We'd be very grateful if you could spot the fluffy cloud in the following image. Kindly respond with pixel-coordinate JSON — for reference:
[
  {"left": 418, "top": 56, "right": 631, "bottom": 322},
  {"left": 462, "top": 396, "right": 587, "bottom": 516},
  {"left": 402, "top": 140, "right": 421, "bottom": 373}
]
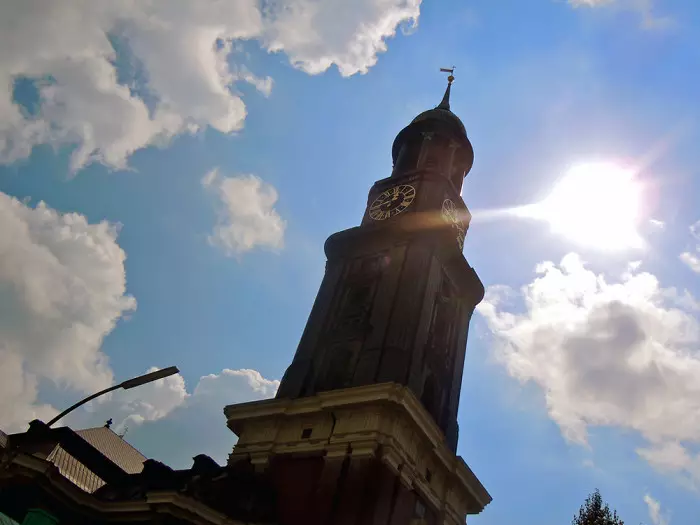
[
  {"left": 83, "top": 368, "right": 279, "bottom": 467},
  {"left": 0, "top": 192, "right": 135, "bottom": 432},
  {"left": 643, "top": 493, "right": 670, "bottom": 525},
  {"left": 478, "top": 254, "right": 700, "bottom": 483},
  {"left": 89, "top": 367, "right": 278, "bottom": 428},
  {"left": 680, "top": 220, "right": 700, "bottom": 273},
  {"left": 93, "top": 368, "right": 191, "bottom": 431},
  {"left": 202, "top": 169, "right": 286, "bottom": 257},
  {"left": 263, "top": 0, "right": 420, "bottom": 76},
  {"left": 193, "top": 368, "right": 280, "bottom": 401},
  {"left": 0, "top": 0, "right": 421, "bottom": 171},
  {"left": 155, "top": 368, "right": 279, "bottom": 467}
]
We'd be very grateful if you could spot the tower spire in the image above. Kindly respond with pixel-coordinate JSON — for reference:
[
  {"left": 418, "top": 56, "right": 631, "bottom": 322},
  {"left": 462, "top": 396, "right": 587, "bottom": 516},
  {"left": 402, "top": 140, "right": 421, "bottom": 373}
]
[{"left": 438, "top": 66, "right": 455, "bottom": 110}]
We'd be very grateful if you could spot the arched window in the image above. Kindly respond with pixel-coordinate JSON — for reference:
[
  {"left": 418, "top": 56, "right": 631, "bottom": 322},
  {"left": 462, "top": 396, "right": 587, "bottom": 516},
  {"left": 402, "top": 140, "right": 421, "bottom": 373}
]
[
  {"left": 393, "top": 138, "right": 421, "bottom": 174},
  {"left": 449, "top": 147, "right": 468, "bottom": 188}
]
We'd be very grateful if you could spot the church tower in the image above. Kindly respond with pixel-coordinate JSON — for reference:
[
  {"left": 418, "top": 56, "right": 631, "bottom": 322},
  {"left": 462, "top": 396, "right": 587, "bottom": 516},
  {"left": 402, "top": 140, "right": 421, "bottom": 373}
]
[{"left": 224, "top": 73, "right": 491, "bottom": 525}]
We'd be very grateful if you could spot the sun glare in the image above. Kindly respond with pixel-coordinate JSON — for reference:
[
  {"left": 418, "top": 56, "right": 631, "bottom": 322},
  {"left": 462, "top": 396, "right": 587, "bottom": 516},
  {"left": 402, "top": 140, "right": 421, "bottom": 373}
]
[{"left": 530, "top": 162, "right": 643, "bottom": 251}]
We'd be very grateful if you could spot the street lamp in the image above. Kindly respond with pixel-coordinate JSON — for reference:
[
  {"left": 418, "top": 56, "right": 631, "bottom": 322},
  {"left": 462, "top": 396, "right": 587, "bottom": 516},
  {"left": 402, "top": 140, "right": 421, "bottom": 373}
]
[
  {"left": 1, "top": 367, "right": 180, "bottom": 474},
  {"left": 0, "top": 367, "right": 180, "bottom": 524},
  {"left": 45, "top": 366, "right": 180, "bottom": 428}
]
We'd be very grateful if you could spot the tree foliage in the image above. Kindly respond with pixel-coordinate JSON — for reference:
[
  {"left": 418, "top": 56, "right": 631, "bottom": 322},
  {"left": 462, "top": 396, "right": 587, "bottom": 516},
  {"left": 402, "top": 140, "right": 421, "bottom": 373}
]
[{"left": 572, "top": 489, "right": 624, "bottom": 525}]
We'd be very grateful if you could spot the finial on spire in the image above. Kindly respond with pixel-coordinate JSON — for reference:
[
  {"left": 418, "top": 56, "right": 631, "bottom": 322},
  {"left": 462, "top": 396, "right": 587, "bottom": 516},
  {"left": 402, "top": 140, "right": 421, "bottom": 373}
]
[{"left": 438, "top": 67, "right": 455, "bottom": 110}]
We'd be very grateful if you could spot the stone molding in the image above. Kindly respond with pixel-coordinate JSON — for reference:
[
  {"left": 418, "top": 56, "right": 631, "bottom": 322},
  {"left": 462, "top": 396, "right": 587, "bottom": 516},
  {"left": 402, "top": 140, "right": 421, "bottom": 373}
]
[{"left": 224, "top": 382, "right": 491, "bottom": 521}]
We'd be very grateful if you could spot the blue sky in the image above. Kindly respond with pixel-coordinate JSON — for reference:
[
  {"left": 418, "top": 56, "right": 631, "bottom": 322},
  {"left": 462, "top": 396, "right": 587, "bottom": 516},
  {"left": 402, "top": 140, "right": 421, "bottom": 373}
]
[{"left": 2, "top": 1, "right": 700, "bottom": 524}]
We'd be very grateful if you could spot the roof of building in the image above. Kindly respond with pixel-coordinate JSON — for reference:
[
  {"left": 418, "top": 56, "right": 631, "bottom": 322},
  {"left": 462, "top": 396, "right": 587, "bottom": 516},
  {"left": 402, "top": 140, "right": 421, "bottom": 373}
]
[
  {"left": 45, "top": 426, "right": 146, "bottom": 493},
  {"left": 76, "top": 427, "right": 146, "bottom": 474},
  {"left": 411, "top": 107, "right": 466, "bottom": 136},
  {"left": 410, "top": 77, "right": 467, "bottom": 136},
  {"left": 46, "top": 444, "right": 106, "bottom": 493}
]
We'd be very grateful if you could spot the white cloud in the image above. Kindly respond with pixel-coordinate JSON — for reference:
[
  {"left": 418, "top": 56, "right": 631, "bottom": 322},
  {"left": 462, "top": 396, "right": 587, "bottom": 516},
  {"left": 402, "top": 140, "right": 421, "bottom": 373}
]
[
  {"left": 193, "top": 368, "right": 280, "bottom": 401},
  {"left": 157, "top": 368, "right": 279, "bottom": 467},
  {"left": 90, "top": 367, "right": 278, "bottom": 429},
  {"left": 0, "top": 192, "right": 135, "bottom": 432},
  {"left": 478, "top": 253, "right": 700, "bottom": 484},
  {"left": 82, "top": 368, "right": 279, "bottom": 468},
  {"left": 567, "top": 0, "right": 671, "bottom": 29},
  {"left": 680, "top": 220, "right": 700, "bottom": 273},
  {"left": 94, "top": 367, "right": 190, "bottom": 431},
  {"left": 680, "top": 252, "right": 700, "bottom": 273},
  {"left": 262, "top": 0, "right": 420, "bottom": 76},
  {"left": 0, "top": 192, "right": 276, "bottom": 432},
  {"left": 643, "top": 493, "right": 669, "bottom": 525},
  {"left": 0, "top": 0, "right": 420, "bottom": 171},
  {"left": 202, "top": 169, "right": 286, "bottom": 257}
]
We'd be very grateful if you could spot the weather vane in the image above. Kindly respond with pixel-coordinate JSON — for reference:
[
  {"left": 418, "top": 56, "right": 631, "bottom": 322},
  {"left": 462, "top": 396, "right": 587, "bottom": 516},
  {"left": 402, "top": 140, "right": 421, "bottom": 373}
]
[{"left": 440, "top": 66, "right": 456, "bottom": 84}]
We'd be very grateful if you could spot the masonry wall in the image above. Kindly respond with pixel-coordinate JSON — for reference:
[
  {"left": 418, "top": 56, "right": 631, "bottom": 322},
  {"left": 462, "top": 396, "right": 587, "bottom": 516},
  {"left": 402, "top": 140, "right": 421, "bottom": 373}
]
[{"left": 268, "top": 454, "right": 438, "bottom": 525}]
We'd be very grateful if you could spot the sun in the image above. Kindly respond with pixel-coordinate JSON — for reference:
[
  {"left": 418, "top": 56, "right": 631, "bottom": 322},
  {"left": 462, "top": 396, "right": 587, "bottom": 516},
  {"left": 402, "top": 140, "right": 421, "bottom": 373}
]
[{"left": 528, "top": 162, "right": 644, "bottom": 250}]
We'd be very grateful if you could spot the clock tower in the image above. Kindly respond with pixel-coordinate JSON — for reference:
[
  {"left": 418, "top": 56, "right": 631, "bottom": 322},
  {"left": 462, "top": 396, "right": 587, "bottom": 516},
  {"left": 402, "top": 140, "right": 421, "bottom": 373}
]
[{"left": 224, "top": 73, "right": 490, "bottom": 525}]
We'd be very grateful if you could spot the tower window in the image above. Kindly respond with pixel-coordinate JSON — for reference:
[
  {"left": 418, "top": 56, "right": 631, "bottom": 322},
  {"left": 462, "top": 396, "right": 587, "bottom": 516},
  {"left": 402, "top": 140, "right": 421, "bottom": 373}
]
[
  {"left": 333, "top": 280, "right": 374, "bottom": 335},
  {"left": 421, "top": 374, "right": 436, "bottom": 416},
  {"left": 301, "top": 428, "right": 313, "bottom": 439},
  {"left": 394, "top": 138, "right": 421, "bottom": 174}
]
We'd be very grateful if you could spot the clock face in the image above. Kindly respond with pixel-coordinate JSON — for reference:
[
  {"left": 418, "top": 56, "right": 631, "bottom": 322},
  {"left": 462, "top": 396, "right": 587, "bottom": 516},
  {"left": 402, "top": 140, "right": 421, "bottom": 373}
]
[
  {"left": 441, "top": 198, "right": 458, "bottom": 223},
  {"left": 442, "top": 198, "right": 466, "bottom": 249},
  {"left": 369, "top": 184, "right": 416, "bottom": 220}
]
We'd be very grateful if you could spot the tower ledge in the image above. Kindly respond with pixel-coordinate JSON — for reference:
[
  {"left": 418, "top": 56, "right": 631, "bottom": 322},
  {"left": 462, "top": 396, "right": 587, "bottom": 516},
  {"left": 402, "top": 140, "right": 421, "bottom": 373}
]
[{"left": 225, "top": 382, "right": 491, "bottom": 523}]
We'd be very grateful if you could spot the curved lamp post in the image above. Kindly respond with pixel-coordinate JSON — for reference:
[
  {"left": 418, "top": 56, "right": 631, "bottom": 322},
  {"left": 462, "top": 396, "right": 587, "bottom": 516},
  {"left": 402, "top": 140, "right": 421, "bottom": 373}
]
[
  {"left": 46, "top": 366, "right": 180, "bottom": 427},
  {"left": 1, "top": 367, "right": 180, "bottom": 476}
]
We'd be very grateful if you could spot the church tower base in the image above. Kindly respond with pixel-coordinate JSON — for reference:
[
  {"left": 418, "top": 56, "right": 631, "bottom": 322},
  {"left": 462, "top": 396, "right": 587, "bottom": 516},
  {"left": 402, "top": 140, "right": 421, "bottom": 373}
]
[{"left": 224, "top": 383, "right": 491, "bottom": 525}]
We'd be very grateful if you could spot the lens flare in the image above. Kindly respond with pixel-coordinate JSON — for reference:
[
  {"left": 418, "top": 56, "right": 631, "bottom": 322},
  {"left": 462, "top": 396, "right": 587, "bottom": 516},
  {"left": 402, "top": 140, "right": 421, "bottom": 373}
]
[{"left": 529, "top": 162, "right": 644, "bottom": 250}]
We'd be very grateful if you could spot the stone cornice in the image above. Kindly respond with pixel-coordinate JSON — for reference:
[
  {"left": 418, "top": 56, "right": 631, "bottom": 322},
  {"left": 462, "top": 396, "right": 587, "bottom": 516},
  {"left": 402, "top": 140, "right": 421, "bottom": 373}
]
[{"left": 225, "top": 382, "right": 491, "bottom": 519}]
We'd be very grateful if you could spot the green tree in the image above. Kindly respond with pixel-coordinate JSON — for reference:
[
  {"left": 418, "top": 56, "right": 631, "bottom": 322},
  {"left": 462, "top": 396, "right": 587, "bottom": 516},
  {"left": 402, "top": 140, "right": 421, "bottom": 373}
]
[{"left": 572, "top": 489, "right": 624, "bottom": 525}]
